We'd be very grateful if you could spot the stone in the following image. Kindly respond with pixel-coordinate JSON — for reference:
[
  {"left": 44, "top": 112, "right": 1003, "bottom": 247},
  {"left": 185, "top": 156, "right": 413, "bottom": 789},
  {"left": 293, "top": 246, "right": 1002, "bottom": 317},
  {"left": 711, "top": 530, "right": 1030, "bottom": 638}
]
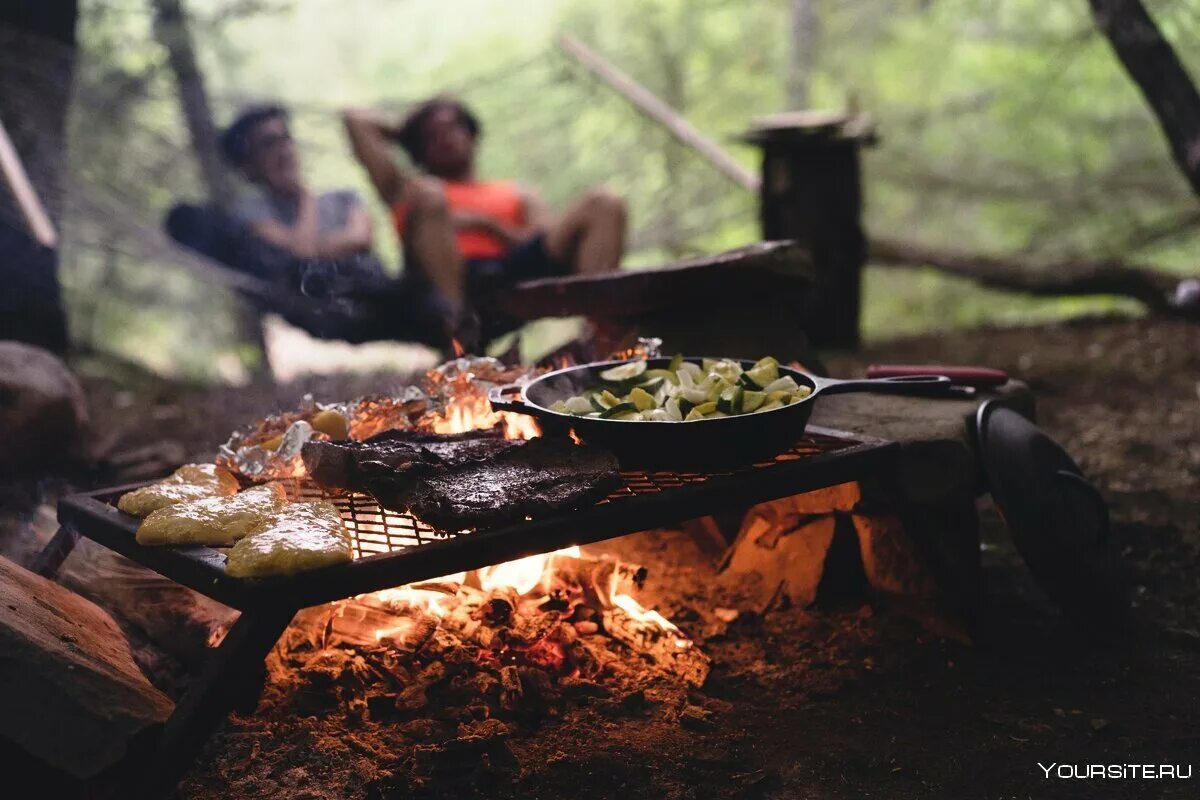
[
  {"left": 811, "top": 380, "right": 1034, "bottom": 504},
  {"left": 0, "top": 555, "right": 173, "bottom": 778},
  {"left": 0, "top": 341, "right": 87, "bottom": 474}
]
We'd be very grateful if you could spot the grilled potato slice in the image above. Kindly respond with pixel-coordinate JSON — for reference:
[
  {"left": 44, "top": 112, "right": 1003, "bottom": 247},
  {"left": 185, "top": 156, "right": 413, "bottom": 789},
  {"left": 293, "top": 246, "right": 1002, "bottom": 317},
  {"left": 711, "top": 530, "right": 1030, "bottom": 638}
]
[
  {"left": 117, "top": 463, "right": 239, "bottom": 518},
  {"left": 135, "top": 483, "right": 288, "bottom": 546},
  {"left": 225, "top": 501, "right": 351, "bottom": 578}
]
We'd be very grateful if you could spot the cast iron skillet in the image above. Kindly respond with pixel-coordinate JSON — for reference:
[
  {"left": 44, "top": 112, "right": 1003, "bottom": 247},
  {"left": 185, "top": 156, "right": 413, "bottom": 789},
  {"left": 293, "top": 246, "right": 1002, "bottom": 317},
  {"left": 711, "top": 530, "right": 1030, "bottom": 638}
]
[{"left": 488, "top": 357, "right": 955, "bottom": 469}]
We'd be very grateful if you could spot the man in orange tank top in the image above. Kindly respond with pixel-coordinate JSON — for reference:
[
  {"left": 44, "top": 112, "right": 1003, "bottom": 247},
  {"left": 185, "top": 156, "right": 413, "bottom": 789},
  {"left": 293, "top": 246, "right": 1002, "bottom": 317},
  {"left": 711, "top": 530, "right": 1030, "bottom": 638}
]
[{"left": 343, "top": 96, "right": 625, "bottom": 335}]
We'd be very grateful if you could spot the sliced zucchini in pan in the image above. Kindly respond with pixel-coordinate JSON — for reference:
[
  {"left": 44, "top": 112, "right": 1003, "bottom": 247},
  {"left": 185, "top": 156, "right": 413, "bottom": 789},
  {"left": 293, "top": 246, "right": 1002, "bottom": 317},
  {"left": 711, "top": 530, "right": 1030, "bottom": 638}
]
[
  {"left": 745, "top": 356, "right": 780, "bottom": 388},
  {"left": 599, "top": 402, "right": 639, "bottom": 419},
  {"left": 741, "top": 390, "right": 766, "bottom": 412},
  {"left": 599, "top": 361, "right": 647, "bottom": 382},
  {"left": 629, "top": 386, "right": 657, "bottom": 411}
]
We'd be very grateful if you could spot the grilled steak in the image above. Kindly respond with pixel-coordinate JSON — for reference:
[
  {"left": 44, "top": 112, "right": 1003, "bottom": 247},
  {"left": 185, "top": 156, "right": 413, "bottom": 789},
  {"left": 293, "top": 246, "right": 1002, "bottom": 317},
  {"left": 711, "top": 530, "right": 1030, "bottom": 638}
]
[
  {"left": 302, "top": 428, "right": 517, "bottom": 491},
  {"left": 359, "top": 435, "right": 622, "bottom": 530}
]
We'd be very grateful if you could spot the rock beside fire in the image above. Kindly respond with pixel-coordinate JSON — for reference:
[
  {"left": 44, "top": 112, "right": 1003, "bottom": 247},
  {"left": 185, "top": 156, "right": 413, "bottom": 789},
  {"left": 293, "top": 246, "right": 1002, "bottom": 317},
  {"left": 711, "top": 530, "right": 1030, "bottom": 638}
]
[
  {"left": 0, "top": 555, "right": 173, "bottom": 778},
  {"left": 0, "top": 341, "right": 87, "bottom": 475}
]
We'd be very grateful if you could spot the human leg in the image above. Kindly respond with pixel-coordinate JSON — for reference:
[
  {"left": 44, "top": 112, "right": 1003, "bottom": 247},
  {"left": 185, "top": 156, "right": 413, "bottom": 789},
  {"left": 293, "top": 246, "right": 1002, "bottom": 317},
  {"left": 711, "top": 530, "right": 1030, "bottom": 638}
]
[{"left": 544, "top": 187, "right": 626, "bottom": 275}]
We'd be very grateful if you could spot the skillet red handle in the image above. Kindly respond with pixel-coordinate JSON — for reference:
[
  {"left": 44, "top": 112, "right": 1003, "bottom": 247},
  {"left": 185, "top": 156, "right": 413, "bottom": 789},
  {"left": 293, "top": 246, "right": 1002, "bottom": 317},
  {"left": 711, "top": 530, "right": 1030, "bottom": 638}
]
[{"left": 867, "top": 364, "right": 1008, "bottom": 387}]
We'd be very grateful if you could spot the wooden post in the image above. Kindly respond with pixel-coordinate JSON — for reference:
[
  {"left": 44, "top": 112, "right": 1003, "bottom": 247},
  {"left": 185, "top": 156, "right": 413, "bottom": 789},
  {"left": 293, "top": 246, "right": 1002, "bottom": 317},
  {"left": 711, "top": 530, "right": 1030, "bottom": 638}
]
[{"left": 743, "top": 111, "right": 876, "bottom": 349}]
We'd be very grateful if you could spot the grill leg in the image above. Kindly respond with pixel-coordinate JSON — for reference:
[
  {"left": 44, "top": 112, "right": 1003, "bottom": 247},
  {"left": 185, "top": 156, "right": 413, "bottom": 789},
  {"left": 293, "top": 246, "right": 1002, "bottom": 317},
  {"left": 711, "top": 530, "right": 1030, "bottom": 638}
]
[
  {"left": 138, "top": 605, "right": 295, "bottom": 799},
  {"left": 30, "top": 525, "right": 80, "bottom": 578}
]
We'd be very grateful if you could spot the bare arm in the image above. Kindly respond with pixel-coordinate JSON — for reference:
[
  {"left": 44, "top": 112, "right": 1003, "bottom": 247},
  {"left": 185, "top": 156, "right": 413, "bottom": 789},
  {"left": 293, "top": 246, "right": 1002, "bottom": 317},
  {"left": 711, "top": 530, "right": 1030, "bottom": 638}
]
[
  {"left": 250, "top": 190, "right": 320, "bottom": 257},
  {"left": 342, "top": 108, "right": 408, "bottom": 205},
  {"left": 315, "top": 203, "right": 373, "bottom": 259}
]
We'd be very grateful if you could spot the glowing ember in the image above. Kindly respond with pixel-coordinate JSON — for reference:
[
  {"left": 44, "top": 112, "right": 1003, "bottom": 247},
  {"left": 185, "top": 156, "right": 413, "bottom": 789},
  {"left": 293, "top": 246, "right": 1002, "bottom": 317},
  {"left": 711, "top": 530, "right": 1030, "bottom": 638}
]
[{"left": 611, "top": 593, "right": 691, "bottom": 648}]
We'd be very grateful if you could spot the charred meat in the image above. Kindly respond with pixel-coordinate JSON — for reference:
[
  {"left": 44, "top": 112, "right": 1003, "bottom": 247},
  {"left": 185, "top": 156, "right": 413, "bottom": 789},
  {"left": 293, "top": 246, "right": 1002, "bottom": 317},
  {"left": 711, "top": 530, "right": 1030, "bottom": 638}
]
[
  {"left": 302, "top": 428, "right": 518, "bottom": 491},
  {"left": 303, "top": 431, "right": 621, "bottom": 530}
]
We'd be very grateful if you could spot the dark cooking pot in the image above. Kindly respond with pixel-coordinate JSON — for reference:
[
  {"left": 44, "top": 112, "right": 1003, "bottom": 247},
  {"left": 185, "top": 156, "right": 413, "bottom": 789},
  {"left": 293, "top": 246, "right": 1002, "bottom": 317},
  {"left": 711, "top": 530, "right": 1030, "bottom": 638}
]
[{"left": 489, "top": 357, "right": 955, "bottom": 469}]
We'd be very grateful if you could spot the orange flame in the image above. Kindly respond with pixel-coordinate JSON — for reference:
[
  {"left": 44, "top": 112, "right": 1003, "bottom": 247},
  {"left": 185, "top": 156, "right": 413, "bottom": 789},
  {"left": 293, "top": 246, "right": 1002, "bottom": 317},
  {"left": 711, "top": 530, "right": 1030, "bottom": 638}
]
[
  {"left": 426, "top": 373, "right": 540, "bottom": 440},
  {"left": 477, "top": 545, "right": 581, "bottom": 595},
  {"left": 451, "top": 338, "right": 466, "bottom": 358}
]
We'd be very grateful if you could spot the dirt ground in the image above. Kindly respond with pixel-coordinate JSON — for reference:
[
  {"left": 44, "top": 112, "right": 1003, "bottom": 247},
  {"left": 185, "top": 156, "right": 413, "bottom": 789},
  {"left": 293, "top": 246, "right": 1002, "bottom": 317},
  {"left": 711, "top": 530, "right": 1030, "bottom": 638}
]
[{"left": 5, "top": 315, "right": 1198, "bottom": 798}]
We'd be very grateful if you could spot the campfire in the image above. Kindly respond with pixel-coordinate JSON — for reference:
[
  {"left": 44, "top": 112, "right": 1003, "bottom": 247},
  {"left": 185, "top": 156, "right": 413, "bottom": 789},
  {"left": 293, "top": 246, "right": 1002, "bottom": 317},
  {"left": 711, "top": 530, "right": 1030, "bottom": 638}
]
[
  {"left": 244, "top": 358, "right": 707, "bottom": 746},
  {"left": 20, "top": 350, "right": 912, "bottom": 797}
]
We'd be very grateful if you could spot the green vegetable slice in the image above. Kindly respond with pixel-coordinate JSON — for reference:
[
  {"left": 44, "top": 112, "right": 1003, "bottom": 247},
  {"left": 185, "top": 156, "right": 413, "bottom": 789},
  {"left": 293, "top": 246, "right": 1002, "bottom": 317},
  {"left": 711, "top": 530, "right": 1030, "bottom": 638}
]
[
  {"left": 738, "top": 373, "right": 763, "bottom": 390},
  {"left": 763, "top": 375, "right": 800, "bottom": 394},
  {"left": 636, "top": 377, "right": 666, "bottom": 394},
  {"left": 642, "top": 369, "right": 678, "bottom": 385},
  {"left": 741, "top": 390, "right": 766, "bottom": 412},
  {"left": 561, "top": 396, "right": 591, "bottom": 415},
  {"left": 745, "top": 356, "right": 780, "bottom": 388},
  {"left": 599, "top": 402, "right": 639, "bottom": 419},
  {"left": 709, "top": 360, "right": 742, "bottom": 384},
  {"left": 599, "top": 360, "right": 647, "bottom": 382},
  {"left": 667, "top": 353, "right": 683, "bottom": 372},
  {"left": 629, "top": 386, "right": 656, "bottom": 411},
  {"left": 716, "top": 386, "right": 742, "bottom": 414}
]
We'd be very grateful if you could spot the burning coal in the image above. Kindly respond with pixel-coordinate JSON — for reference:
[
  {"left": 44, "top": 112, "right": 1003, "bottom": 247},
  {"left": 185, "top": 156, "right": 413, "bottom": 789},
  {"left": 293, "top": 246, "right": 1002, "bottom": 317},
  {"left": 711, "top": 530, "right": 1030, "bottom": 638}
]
[{"left": 281, "top": 546, "right": 707, "bottom": 691}]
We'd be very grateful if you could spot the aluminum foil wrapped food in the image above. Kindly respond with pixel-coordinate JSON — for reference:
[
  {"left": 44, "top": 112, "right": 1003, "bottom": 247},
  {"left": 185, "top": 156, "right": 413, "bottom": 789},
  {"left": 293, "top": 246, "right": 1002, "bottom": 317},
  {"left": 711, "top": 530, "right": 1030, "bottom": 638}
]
[
  {"left": 416, "top": 356, "right": 542, "bottom": 432},
  {"left": 220, "top": 358, "right": 543, "bottom": 481},
  {"left": 422, "top": 356, "right": 538, "bottom": 401},
  {"left": 219, "top": 389, "right": 428, "bottom": 481},
  {"left": 347, "top": 385, "right": 429, "bottom": 440}
]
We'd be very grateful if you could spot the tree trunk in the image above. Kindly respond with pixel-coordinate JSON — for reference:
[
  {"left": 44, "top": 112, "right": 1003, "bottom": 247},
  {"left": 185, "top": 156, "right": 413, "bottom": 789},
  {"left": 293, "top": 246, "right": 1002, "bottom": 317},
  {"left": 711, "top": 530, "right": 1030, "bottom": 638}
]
[
  {"left": 0, "top": 1, "right": 78, "bottom": 352},
  {"left": 150, "top": 0, "right": 233, "bottom": 206},
  {"left": 150, "top": 0, "right": 270, "bottom": 377},
  {"left": 1088, "top": 0, "right": 1200, "bottom": 199},
  {"left": 787, "top": 0, "right": 817, "bottom": 110}
]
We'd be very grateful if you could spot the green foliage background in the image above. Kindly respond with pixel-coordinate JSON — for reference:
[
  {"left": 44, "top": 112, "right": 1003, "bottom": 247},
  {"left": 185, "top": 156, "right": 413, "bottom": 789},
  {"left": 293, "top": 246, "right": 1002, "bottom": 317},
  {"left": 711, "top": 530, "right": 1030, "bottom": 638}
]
[{"left": 59, "top": 0, "right": 1199, "bottom": 380}]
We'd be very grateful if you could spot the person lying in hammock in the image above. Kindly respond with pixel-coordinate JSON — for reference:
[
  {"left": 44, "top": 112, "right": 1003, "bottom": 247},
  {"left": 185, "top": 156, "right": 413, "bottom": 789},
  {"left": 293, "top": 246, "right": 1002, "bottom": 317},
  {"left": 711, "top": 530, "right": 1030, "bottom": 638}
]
[
  {"left": 166, "top": 104, "right": 456, "bottom": 348},
  {"left": 222, "top": 104, "right": 373, "bottom": 263},
  {"left": 342, "top": 96, "right": 626, "bottom": 334}
]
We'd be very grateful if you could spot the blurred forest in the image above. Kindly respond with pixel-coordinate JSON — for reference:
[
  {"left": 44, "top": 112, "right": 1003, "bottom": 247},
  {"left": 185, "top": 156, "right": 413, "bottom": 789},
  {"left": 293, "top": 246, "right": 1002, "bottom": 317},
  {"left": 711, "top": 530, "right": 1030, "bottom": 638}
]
[{"left": 57, "top": 0, "right": 1200, "bottom": 381}]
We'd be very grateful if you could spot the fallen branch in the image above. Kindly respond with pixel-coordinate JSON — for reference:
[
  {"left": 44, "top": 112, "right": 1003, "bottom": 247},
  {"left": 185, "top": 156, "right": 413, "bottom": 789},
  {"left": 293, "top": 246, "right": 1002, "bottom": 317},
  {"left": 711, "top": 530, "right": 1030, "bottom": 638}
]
[{"left": 868, "top": 236, "right": 1195, "bottom": 319}]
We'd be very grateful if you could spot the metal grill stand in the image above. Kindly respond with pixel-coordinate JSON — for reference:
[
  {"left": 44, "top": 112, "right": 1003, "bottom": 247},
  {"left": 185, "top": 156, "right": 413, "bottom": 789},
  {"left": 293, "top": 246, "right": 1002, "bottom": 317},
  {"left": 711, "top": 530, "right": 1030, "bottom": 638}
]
[{"left": 34, "top": 426, "right": 895, "bottom": 798}]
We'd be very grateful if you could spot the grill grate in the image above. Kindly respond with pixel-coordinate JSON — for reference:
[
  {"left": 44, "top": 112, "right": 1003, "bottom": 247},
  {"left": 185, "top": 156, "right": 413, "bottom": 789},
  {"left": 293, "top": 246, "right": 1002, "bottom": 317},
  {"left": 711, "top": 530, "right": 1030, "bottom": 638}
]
[{"left": 278, "top": 430, "right": 862, "bottom": 561}]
